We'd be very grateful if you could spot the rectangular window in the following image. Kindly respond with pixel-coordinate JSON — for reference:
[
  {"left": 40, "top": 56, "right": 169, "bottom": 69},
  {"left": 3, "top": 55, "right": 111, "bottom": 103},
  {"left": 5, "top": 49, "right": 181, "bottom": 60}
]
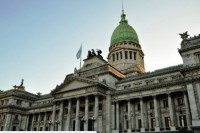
[
  {"left": 150, "top": 101, "right": 154, "bottom": 109},
  {"left": 99, "top": 104, "right": 102, "bottom": 110},
  {"left": 125, "top": 51, "right": 128, "bottom": 59},
  {"left": 12, "top": 126, "right": 16, "bottom": 131},
  {"left": 73, "top": 108, "right": 76, "bottom": 113},
  {"left": 80, "top": 106, "right": 85, "bottom": 112},
  {"left": 178, "top": 98, "right": 184, "bottom": 106},
  {"left": 41, "top": 115, "right": 44, "bottom": 121},
  {"left": 179, "top": 115, "right": 187, "bottom": 127},
  {"left": 165, "top": 117, "right": 171, "bottom": 128},
  {"left": 138, "top": 119, "right": 142, "bottom": 129},
  {"left": 89, "top": 105, "right": 93, "bottom": 111},
  {"left": 16, "top": 100, "right": 22, "bottom": 105},
  {"left": 163, "top": 100, "right": 168, "bottom": 107},
  {"left": 151, "top": 118, "right": 156, "bottom": 128},
  {"left": 137, "top": 103, "right": 141, "bottom": 111}
]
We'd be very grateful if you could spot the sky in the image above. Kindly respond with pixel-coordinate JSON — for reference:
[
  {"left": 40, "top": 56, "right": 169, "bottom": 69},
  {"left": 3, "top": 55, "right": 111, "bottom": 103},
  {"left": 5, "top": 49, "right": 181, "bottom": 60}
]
[{"left": 0, "top": 0, "right": 200, "bottom": 95}]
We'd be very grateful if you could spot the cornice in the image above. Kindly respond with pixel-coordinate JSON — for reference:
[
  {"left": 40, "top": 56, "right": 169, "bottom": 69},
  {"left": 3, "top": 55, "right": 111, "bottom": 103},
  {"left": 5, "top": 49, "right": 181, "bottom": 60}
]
[{"left": 112, "top": 77, "right": 199, "bottom": 95}]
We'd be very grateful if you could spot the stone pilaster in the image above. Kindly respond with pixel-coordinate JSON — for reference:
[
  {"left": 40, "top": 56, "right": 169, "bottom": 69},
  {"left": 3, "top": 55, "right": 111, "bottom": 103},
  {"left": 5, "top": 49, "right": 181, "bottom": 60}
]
[
  {"left": 66, "top": 99, "right": 71, "bottom": 131},
  {"left": 25, "top": 115, "right": 29, "bottom": 131},
  {"left": 31, "top": 114, "right": 35, "bottom": 131},
  {"left": 186, "top": 84, "right": 200, "bottom": 127},
  {"left": 51, "top": 104, "right": 56, "bottom": 131},
  {"left": 131, "top": 102, "right": 136, "bottom": 130},
  {"left": 116, "top": 101, "right": 119, "bottom": 130},
  {"left": 168, "top": 93, "right": 176, "bottom": 131},
  {"left": 106, "top": 94, "right": 111, "bottom": 133},
  {"left": 37, "top": 113, "right": 40, "bottom": 131},
  {"left": 75, "top": 97, "right": 80, "bottom": 131},
  {"left": 4, "top": 114, "right": 12, "bottom": 131},
  {"left": 111, "top": 103, "right": 115, "bottom": 130},
  {"left": 153, "top": 95, "right": 160, "bottom": 131},
  {"left": 183, "top": 91, "right": 192, "bottom": 129},
  {"left": 43, "top": 113, "right": 46, "bottom": 131},
  {"left": 127, "top": 100, "right": 132, "bottom": 133},
  {"left": 84, "top": 96, "right": 89, "bottom": 131},
  {"left": 94, "top": 95, "right": 99, "bottom": 131},
  {"left": 58, "top": 101, "right": 64, "bottom": 131},
  {"left": 140, "top": 98, "right": 145, "bottom": 132}
]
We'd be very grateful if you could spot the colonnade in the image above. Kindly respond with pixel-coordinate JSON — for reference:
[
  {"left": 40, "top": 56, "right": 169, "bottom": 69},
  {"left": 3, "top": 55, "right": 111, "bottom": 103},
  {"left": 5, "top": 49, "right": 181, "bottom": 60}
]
[
  {"left": 30, "top": 95, "right": 101, "bottom": 131},
  {"left": 112, "top": 92, "right": 191, "bottom": 133}
]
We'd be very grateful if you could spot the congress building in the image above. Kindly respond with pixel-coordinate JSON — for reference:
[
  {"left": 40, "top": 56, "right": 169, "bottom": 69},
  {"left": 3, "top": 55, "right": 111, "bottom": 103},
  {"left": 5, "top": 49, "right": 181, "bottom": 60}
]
[{"left": 0, "top": 9, "right": 200, "bottom": 133}]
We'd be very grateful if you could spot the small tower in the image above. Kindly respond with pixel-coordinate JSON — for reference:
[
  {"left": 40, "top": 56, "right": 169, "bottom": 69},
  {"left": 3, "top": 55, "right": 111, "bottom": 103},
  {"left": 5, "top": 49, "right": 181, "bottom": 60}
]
[{"left": 108, "top": 9, "right": 145, "bottom": 76}]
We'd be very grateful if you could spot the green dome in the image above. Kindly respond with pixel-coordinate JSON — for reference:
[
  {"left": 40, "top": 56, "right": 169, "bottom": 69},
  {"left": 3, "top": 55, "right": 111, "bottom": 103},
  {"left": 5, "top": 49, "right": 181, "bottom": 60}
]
[{"left": 110, "top": 11, "right": 139, "bottom": 46}]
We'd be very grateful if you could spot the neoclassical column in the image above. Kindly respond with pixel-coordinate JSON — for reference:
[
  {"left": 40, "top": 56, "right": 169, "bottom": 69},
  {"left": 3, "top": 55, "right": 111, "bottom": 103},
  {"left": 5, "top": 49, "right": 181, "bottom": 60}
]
[
  {"left": 43, "top": 113, "right": 47, "bottom": 131},
  {"left": 116, "top": 101, "right": 119, "bottom": 130},
  {"left": 58, "top": 101, "right": 64, "bottom": 131},
  {"left": 84, "top": 96, "right": 89, "bottom": 131},
  {"left": 106, "top": 94, "right": 111, "bottom": 133},
  {"left": 94, "top": 95, "right": 99, "bottom": 131},
  {"left": 111, "top": 102, "right": 115, "bottom": 130},
  {"left": 140, "top": 98, "right": 145, "bottom": 132},
  {"left": 66, "top": 99, "right": 71, "bottom": 131},
  {"left": 4, "top": 114, "right": 12, "bottom": 131},
  {"left": 37, "top": 113, "right": 41, "bottom": 131},
  {"left": 168, "top": 93, "right": 176, "bottom": 131},
  {"left": 131, "top": 102, "right": 136, "bottom": 130},
  {"left": 183, "top": 91, "right": 192, "bottom": 128},
  {"left": 31, "top": 114, "right": 35, "bottom": 131},
  {"left": 186, "top": 84, "right": 200, "bottom": 124},
  {"left": 127, "top": 100, "right": 132, "bottom": 130},
  {"left": 153, "top": 95, "right": 160, "bottom": 131},
  {"left": 51, "top": 104, "right": 56, "bottom": 131},
  {"left": 75, "top": 97, "right": 80, "bottom": 131},
  {"left": 25, "top": 115, "right": 29, "bottom": 131}
]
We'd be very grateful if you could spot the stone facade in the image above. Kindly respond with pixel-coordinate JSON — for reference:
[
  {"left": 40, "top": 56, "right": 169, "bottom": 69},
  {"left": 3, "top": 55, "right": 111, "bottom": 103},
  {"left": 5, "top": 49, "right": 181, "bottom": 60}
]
[{"left": 1, "top": 10, "right": 200, "bottom": 133}]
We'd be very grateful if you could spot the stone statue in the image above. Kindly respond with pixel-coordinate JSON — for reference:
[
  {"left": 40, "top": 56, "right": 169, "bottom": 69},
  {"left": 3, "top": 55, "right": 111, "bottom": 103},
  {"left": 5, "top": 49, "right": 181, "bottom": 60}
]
[
  {"left": 96, "top": 49, "right": 102, "bottom": 56},
  {"left": 91, "top": 49, "right": 96, "bottom": 56},
  {"left": 74, "top": 67, "right": 79, "bottom": 76},
  {"left": 20, "top": 79, "right": 24, "bottom": 86},
  {"left": 179, "top": 31, "right": 189, "bottom": 40},
  {"left": 87, "top": 50, "right": 92, "bottom": 58}
]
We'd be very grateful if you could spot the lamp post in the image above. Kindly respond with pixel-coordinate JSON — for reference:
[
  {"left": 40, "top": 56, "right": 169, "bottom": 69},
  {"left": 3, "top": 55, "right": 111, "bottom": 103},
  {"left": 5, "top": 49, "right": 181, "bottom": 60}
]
[
  {"left": 91, "top": 116, "right": 95, "bottom": 131},
  {"left": 48, "top": 120, "right": 52, "bottom": 131},
  {"left": 55, "top": 120, "right": 60, "bottom": 131},
  {"left": 81, "top": 116, "right": 86, "bottom": 122}
]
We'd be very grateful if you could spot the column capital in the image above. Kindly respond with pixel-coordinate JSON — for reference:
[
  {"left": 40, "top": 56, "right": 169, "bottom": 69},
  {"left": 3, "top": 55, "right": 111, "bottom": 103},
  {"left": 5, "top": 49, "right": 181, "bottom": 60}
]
[{"left": 167, "top": 92, "right": 172, "bottom": 96}]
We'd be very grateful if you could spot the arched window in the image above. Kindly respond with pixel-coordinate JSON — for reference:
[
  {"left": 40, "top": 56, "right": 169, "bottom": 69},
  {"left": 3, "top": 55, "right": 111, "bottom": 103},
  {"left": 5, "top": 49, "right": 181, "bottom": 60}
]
[
  {"left": 120, "top": 52, "right": 123, "bottom": 59},
  {"left": 134, "top": 52, "right": 136, "bottom": 60},
  {"left": 112, "top": 54, "right": 115, "bottom": 61},
  {"left": 125, "top": 51, "right": 128, "bottom": 59},
  {"left": 129, "top": 51, "right": 132, "bottom": 59},
  {"left": 116, "top": 53, "right": 119, "bottom": 60}
]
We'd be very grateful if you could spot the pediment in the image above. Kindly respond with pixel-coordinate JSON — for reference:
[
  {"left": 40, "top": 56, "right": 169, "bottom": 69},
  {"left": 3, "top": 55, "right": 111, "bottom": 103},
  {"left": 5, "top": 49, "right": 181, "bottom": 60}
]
[{"left": 54, "top": 79, "right": 95, "bottom": 93}]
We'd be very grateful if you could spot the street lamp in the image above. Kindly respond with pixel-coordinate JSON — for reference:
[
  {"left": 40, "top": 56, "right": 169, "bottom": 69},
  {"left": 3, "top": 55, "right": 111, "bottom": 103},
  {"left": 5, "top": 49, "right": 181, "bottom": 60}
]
[
  {"left": 91, "top": 116, "right": 96, "bottom": 131},
  {"left": 48, "top": 120, "right": 52, "bottom": 131},
  {"left": 81, "top": 116, "right": 86, "bottom": 122},
  {"left": 55, "top": 120, "right": 60, "bottom": 131}
]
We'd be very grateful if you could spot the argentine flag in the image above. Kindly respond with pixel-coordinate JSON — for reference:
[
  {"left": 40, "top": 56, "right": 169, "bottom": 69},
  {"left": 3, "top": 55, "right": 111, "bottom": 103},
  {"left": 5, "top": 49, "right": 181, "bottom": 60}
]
[{"left": 76, "top": 45, "right": 82, "bottom": 59}]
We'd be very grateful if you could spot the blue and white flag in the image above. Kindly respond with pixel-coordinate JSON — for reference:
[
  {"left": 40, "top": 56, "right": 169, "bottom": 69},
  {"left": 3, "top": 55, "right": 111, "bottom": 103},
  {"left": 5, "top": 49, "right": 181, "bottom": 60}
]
[{"left": 76, "top": 45, "right": 82, "bottom": 59}]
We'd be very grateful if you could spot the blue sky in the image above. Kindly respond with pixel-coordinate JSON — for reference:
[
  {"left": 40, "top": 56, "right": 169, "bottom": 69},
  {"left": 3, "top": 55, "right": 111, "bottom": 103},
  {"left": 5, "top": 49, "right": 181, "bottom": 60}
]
[{"left": 0, "top": 0, "right": 200, "bottom": 94}]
